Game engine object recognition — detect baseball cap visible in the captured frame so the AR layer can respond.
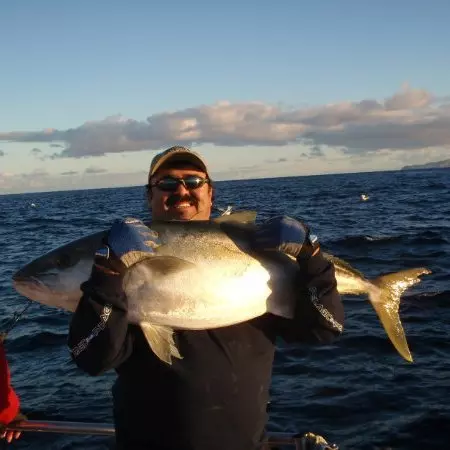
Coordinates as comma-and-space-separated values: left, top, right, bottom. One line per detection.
148, 146, 210, 182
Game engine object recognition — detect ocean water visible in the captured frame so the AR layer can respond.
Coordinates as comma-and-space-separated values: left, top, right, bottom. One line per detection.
0, 169, 448, 450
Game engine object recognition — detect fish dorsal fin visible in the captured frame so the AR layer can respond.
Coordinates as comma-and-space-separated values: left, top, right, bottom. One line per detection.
142, 256, 196, 275
140, 323, 182, 365
213, 210, 257, 224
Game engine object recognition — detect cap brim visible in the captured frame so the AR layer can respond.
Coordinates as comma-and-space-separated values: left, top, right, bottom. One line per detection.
150, 152, 208, 178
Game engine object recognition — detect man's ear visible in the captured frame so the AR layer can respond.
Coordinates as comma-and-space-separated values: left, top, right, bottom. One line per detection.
146, 184, 152, 199
145, 185, 152, 210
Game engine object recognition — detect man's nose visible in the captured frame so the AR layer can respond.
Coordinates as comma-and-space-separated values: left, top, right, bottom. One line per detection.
174, 182, 190, 196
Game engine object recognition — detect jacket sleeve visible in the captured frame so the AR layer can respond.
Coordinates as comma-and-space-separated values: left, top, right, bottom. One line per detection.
0, 342, 20, 425
275, 250, 344, 344
67, 270, 134, 376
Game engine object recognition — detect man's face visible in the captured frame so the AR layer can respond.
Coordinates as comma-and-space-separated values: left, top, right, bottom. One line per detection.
149, 164, 213, 221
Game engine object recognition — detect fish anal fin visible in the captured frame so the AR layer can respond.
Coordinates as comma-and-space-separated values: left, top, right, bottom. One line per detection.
370, 267, 431, 363
140, 323, 182, 365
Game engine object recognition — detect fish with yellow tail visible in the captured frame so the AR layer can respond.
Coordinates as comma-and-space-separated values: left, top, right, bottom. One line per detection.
12, 211, 430, 364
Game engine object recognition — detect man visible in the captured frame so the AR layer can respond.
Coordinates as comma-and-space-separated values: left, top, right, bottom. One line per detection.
68, 146, 344, 450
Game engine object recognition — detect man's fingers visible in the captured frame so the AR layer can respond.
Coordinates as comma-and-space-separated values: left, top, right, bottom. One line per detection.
0, 429, 22, 442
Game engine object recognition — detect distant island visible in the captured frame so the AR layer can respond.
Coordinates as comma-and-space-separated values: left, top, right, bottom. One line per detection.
401, 159, 450, 170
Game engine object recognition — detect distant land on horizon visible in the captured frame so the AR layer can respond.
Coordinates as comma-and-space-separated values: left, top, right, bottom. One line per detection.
401, 159, 450, 170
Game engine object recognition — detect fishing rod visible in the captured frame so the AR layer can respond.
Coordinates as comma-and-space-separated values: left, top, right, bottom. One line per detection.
3, 420, 339, 449
0, 300, 33, 340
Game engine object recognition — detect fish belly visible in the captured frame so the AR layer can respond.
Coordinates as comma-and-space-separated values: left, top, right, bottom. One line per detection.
125, 259, 273, 330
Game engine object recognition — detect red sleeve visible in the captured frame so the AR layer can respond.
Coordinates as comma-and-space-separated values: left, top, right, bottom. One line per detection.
0, 342, 20, 424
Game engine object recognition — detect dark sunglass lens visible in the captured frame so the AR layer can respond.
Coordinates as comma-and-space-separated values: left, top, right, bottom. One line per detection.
158, 178, 179, 191
184, 176, 204, 189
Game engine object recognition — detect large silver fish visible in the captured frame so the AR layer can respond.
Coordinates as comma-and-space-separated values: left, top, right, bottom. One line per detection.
12, 212, 430, 364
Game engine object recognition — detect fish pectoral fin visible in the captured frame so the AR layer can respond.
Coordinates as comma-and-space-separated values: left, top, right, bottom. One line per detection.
142, 256, 195, 275
213, 210, 257, 224
140, 323, 182, 365
370, 267, 431, 363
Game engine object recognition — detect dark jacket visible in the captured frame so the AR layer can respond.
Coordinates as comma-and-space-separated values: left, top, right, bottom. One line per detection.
67, 250, 344, 450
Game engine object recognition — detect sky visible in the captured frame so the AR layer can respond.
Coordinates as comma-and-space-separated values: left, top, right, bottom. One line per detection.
1, 0, 449, 194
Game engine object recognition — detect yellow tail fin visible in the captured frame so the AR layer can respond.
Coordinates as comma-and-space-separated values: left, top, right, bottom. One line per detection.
370, 267, 431, 362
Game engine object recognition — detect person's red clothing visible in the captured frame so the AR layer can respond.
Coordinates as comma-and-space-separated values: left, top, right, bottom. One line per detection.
0, 341, 20, 425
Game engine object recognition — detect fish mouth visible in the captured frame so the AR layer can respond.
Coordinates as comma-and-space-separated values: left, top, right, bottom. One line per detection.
13, 274, 49, 295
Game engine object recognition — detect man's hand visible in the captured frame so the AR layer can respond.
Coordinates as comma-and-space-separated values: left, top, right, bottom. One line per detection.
88, 218, 161, 303
0, 414, 26, 443
94, 217, 161, 276
0, 428, 21, 443
252, 216, 319, 260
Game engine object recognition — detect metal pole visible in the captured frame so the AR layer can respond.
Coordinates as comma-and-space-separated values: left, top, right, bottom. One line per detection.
5, 420, 115, 436
4, 420, 298, 446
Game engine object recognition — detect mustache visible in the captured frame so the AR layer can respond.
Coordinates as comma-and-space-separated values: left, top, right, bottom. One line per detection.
166, 194, 197, 207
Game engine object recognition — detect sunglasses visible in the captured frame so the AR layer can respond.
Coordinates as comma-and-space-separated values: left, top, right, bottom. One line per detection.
150, 175, 210, 192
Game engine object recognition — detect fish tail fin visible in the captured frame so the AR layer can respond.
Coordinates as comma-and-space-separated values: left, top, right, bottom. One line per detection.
140, 323, 183, 365
370, 267, 431, 363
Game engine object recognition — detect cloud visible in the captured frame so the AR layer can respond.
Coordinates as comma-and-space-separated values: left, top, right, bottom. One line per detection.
0, 170, 147, 194
384, 83, 432, 110
0, 172, 14, 182
84, 166, 107, 174
24, 169, 49, 178
0, 169, 50, 190
310, 145, 325, 157
265, 157, 289, 163
0, 86, 449, 158
30, 147, 51, 162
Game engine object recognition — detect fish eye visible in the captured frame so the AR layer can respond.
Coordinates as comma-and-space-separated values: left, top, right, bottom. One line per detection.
56, 253, 74, 269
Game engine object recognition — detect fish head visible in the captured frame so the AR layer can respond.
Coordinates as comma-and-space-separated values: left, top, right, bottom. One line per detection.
12, 231, 106, 312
